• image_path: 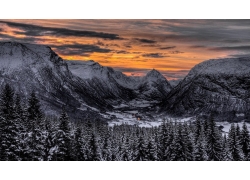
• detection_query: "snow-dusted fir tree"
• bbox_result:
[236,124,242,146]
[158,119,169,160]
[194,126,208,161]
[43,118,57,161]
[120,135,133,161]
[228,123,244,161]
[146,137,158,161]
[182,122,195,161]
[194,116,202,143]
[241,122,250,160]
[73,126,85,160]
[102,130,112,161]
[55,109,72,161]
[170,123,186,161]
[87,133,103,161]
[206,114,223,161]
[0,84,20,161]
[164,122,175,161]
[134,134,148,161]
[27,91,43,130]
[222,134,233,161]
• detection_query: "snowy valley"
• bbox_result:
[1,42,250,161]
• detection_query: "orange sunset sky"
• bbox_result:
[1,19,250,79]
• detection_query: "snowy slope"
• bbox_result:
[169,79,182,88]
[67,60,172,102]
[138,69,172,100]
[0,42,112,119]
[163,57,250,121]
[67,60,141,88]
[67,60,137,103]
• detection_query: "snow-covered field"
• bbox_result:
[216,121,250,133]
[105,111,250,133]
[105,111,195,128]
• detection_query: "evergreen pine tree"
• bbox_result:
[228,123,244,161]
[164,123,175,160]
[73,127,85,161]
[134,134,147,161]
[120,135,133,161]
[194,116,202,142]
[55,109,72,161]
[27,91,43,130]
[102,130,112,161]
[0,84,20,161]
[241,122,250,159]
[170,123,186,161]
[194,127,208,161]
[158,119,169,160]
[87,133,103,161]
[206,114,223,161]
[222,134,233,161]
[146,137,158,161]
[43,118,56,161]
[182,122,195,161]
[236,124,242,146]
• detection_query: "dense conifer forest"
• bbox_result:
[0,84,249,161]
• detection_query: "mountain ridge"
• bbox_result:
[163,56,250,121]
[0,42,172,119]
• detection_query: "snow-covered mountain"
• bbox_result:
[0,42,172,118]
[0,42,112,119]
[163,57,250,121]
[66,60,137,104]
[137,69,172,100]
[67,60,172,102]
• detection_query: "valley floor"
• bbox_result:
[103,109,250,134]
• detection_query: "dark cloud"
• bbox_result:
[95,40,105,46]
[189,45,206,49]
[107,43,120,48]
[142,53,169,58]
[52,44,112,56]
[0,21,123,40]
[141,44,158,48]
[133,38,156,44]
[168,50,184,54]
[159,46,176,50]
[0,32,38,43]
[209,46,250,51]
[116,50,129,54]
[229,53,250,58]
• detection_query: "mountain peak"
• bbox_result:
[146,69,164,79]
[0,41,66,66]
[189,57,250,76]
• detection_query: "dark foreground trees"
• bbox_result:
[0,84,250,161]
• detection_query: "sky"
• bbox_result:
[1,19,250,80]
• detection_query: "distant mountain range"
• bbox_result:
[1,41,250,121]
[0,42,172,119]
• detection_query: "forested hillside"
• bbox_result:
[0,84,249,161]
